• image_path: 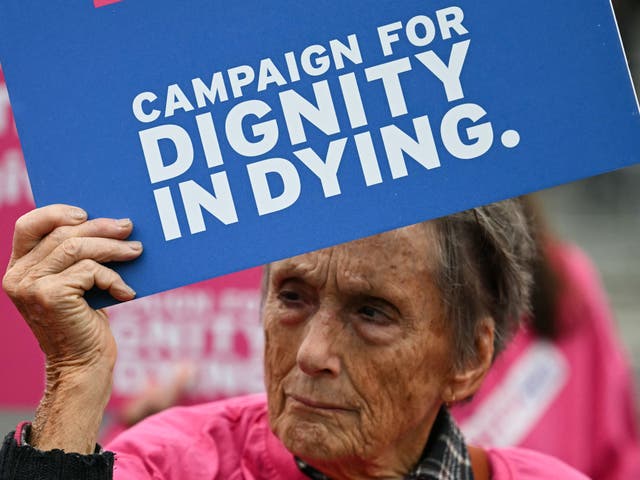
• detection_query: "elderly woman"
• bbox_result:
[0,201,586,479]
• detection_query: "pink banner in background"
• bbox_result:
[108,267,264,408]
[0,67,265,410]
[0,68,40,408]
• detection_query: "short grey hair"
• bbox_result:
[430,198,535,370]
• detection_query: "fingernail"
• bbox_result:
[116,218,132,228]
[122,285,136,297]
[70,208,87,220]
[129,241,143,251]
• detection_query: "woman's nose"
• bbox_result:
[295,310,342,377]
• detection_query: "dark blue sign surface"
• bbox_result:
[1,1,639,306]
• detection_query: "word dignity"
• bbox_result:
[133,6,519,241]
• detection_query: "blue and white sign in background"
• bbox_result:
[0,1,639,306]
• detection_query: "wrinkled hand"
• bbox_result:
[2,204,143,452]
[3,204,142,369]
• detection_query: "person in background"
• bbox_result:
[100,363,195,445]
[451,196,640,479]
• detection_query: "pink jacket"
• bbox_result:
[452,244,640,479]
[107,394,587,479]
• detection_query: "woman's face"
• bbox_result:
[263,225,457,473]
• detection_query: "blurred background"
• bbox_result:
[0,0,639,454]
[540,0,640,379]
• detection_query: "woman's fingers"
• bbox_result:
[28,236,143,279]
[4,235,142,306]
[56,259,137,303]
[15,260,136,322]
[21,217,136,269]
[11,204,88,261]
[9,204,138,271]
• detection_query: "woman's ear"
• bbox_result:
[443,317,495,404]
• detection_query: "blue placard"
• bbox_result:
[0,0,639,306]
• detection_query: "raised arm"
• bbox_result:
[2,204,142,454]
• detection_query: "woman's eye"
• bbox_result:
[278,290,302,303]
[357,305,390,325]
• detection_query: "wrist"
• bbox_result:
[32,362,114,454]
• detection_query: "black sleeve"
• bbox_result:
[0,430,114,480]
